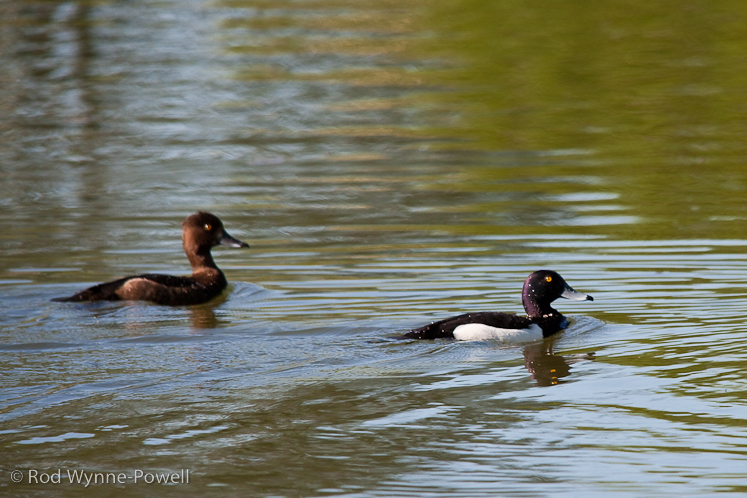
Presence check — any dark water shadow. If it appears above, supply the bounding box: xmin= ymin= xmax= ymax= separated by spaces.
xmin=523 ymin=340 xmax=595 ymax=386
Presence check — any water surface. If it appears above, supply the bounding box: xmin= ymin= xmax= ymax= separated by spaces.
xmin=3 ymin=0 xmax=747 ymax=496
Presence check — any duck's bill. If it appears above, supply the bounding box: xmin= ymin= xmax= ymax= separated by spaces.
xmin=561 ymin=284 xmax=593 ymax=302
xmin=220 ymin=231 xmax=250 ymax=248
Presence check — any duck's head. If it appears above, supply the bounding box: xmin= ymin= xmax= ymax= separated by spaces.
xmin=182 ymin=212 xmax=250 ymax=250
xmin=522 ymin=270 xmax=592 ymax=317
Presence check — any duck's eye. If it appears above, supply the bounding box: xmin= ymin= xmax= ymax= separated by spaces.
xmin=545 ymin=276 xmax=553 ymax=282
xmin=204 ymin=224 xmax=212 ymax=231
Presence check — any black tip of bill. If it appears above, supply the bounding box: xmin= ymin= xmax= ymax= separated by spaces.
xmin=220 ymin=232 xmax=250 ymax=248
xmin=561 ymin=285 xmax=593 ymax=302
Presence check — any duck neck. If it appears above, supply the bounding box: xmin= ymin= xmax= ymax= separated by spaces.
xmin=522 ymin=293 xmax=557 ymax=319
xmin=185 ymin=245 xmax=219 ymax=274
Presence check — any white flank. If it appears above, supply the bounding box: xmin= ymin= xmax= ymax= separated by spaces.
xmin=453 ymin=323 xmax=543 ymax=342
xmin=121 ymin=278 xmax=150 ymax=292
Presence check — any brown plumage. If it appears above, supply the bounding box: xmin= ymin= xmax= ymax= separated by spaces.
xmin=52 ymin=212 xmax=249 ymax=306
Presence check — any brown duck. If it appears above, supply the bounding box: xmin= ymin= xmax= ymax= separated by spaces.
xmin=52 ymin=212 xmax=249 ymax=306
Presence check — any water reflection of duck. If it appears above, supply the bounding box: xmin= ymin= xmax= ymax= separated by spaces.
xmin=403 ymin=270 xmax=593 ymax=341
xmin=523 ymin=342 xmax=595 ymax=386
xmin=523 ymin=342 xmax=570 ymax=386
xmin=52 ymin=212 xmax=249 ymax=306
xmin=188 ymin=305 xmax=221 ymax=329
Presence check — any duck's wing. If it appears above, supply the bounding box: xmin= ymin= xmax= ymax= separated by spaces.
xmin=403 ymin=311 xmax=532 ymax=340
xmin=51 ymin=274 xmax=202 ymax=303
xmin=134 ymin=274 xmax=201 ymax=288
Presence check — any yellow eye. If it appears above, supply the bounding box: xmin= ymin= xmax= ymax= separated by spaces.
xmin=545 ymin=276 xmax=553 ymax=282
xmin=204 ymin=224 xmax=212 ymax=231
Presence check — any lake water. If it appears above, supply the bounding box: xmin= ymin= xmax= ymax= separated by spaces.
xmin=3 ymin=0 xmax=747 ymax=496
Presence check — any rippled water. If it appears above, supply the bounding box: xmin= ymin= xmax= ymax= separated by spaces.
xmin=3 ymin=0 xmax=747 ymax=496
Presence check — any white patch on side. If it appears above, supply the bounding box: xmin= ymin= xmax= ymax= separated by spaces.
xmin=119 ymin=278 xmax=161 ymax=300
xmin=121 ymin=278 xmax=150 ymax=293
xmin=453 ymin=323 xmax=543 ymax=342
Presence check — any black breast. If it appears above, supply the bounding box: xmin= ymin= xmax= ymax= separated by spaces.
xmin=531 ymin=313 xmax=569 ymax=337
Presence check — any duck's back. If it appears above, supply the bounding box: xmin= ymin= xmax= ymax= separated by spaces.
xmin=403 ymin=311 xmax=533 ymax=340
xmin=52 ymin=272 xmax=226 ymax=306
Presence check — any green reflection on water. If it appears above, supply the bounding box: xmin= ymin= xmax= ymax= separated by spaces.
xmin=461 ymin=0 xmax=737 ymax=237
xmin=411 ymin=0 xmax=747 ymax=239
xmin=214 ymin=0 xmax=747 ymax=242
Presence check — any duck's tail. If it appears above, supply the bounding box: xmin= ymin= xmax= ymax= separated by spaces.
xmin=51 ymin=279 xmax=126 ymax=302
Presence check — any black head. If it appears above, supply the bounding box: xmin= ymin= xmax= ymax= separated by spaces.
xmin=521 ymin=270 xmax=593 ymax=317
xmin=182 ymin=212 xmax=250 ymax=250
